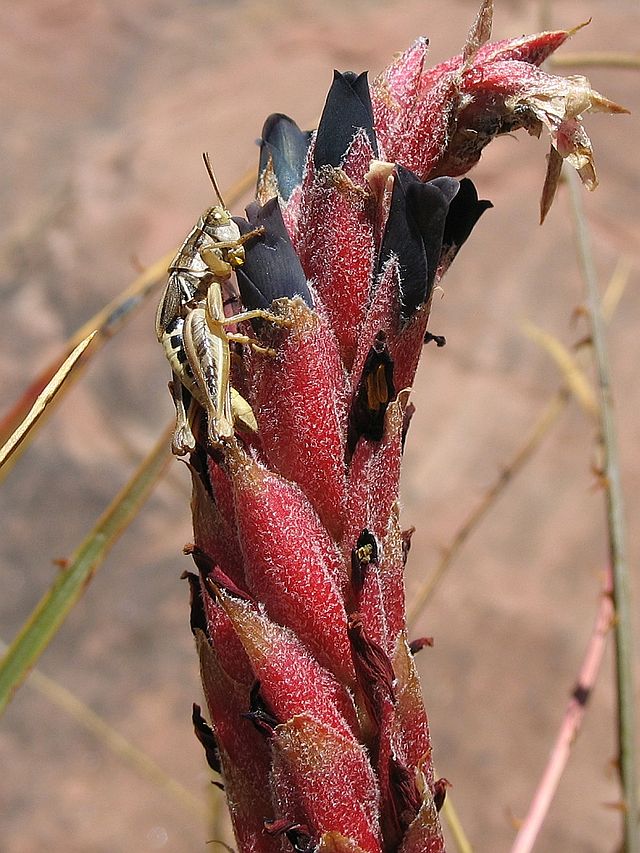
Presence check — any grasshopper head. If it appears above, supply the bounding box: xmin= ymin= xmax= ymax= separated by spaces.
xmin=204 ymin=205 xmax=233 ymax=228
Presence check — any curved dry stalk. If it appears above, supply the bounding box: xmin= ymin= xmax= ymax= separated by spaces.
xmin=0 ymin=331 xmax=96 ymax=472
xmin=509 ymin=568 xmax=614 ymax=853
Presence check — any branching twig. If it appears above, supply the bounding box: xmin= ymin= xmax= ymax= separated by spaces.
xmin=408 ymin=257 xmax=631 ymax=624
xmin=509 ymin=568 xmax=615 ymax=853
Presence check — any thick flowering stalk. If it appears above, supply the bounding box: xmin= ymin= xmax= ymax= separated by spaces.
xmin=174 ymin=7 xmax=624 ymax=851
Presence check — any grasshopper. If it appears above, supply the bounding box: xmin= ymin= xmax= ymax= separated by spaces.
xmin=157 ymin=153 xmax=290 ymax=455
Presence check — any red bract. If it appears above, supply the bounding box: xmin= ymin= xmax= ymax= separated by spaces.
xmin=371 ymin=7 xmax=626 ymax=219
xmin=162 ymin=4 xmax=625 ymax=850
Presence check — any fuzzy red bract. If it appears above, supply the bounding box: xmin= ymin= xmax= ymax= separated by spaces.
xmin=164 ymin=6 xmax=624 ymax=851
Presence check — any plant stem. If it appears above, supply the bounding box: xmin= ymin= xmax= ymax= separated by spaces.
xmin=510 ymin=569 xmax=614 ymax=853
xmin=567 ymin=167 xmax=639 ymax=852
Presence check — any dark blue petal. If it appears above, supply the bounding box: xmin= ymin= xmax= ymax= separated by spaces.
xmin=379 ymin=166 xmax=458 ymax=323
xmin=314 ymin=70 xmax=378 ymax=169
xmin=441 ymin=177 xmax=492 ymax=256
xmin=192 ymin=704 xmax=223 ymax=775
xmin=259 ymin=113 xmax=312 ymax=200
xmin=406 ymin=174 xmax=458 ymax=297
xmin=234 ymin=199 xmax=313 ymax=310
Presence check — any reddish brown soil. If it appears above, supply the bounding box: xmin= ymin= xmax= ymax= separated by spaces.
xmin=1 ymin=1 xmax=638 ymax=851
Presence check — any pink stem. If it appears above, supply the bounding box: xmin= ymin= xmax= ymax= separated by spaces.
xmin=510 ymin=567 xmax=614 ymax=853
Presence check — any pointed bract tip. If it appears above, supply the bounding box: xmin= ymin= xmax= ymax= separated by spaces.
xmin=566 ymin=18 xmax=592 ymax=37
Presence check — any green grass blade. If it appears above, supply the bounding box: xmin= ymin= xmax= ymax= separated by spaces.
xmin=0 ymin=424 xmax=173 ymax=716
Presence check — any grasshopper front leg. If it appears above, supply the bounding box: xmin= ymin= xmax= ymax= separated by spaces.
xmin=204 ymin=285 xmax=292 ymax=360
xmin=199 ymin=226 xmax=266 ymax=276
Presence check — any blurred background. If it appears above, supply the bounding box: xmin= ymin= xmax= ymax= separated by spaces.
xmin=0 ymin=0 xmax=638 ymax=850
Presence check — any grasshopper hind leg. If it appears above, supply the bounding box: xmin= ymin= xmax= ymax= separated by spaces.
xmin=168 ymin=373 xmax=197 ymax=456
xmin=183 ymin=307 xmax=236 ymax=448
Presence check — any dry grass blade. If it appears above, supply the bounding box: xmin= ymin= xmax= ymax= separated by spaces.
xmin=441 ymin=795 xmax=474 ymax=853
xmin=550 ymin=52 xmax=640 ymax=69
xmin=0 ymin=331 xmax=96 ymax=472
xmin=0 ymin=424 xmax=173 ymax=716
xmin=522 ymin=320 xmax=598 ymax=418
xmin=0 ymin=253 xmax=172 ymax=450
xmin=0 ymin=638 xmax=209 ymax=822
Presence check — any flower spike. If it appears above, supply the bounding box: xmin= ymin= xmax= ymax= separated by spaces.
xmin=156 ymin=5 xmax=624 ymax=849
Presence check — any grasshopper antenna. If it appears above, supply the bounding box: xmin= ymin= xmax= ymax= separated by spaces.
xmin=202 ymin=152 xmax=227 ymax=209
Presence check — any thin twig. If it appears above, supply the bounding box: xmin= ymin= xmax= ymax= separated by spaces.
xmin=407 ymin=390 xmax=568 ymax=627
xmin=407 ymin=257 xmax=631 ymax=625
xmin=567 ymin=167 xmax=639 ymax=852
xmin=410 ymin=259 xmax=629 ymax=849
xmin=509 ymin=568 xmax=615 ymax=853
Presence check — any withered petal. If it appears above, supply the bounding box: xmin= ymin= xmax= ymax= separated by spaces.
xmin=235 ymin=198 xmax=313 ymax=309
xmin=314 ymin=70 xmax=378 ymax=168
xmin=264 ymin=820 xmax=316 ymax=853
xmin=244 ymin=680 xmax=280 ymax=737
xmin=180 ymin=569 xmax=208 ymax=637
xmin=185 ymin=544 xmax=254 ymax=603
xmin=407 ymin=174 xmax=458 ymax=289
xmin=259 ymin=113 xmax=313 ymax=200
xmin=408 ymin=637 xmax=434 ymax=655
xmin=433 ymin=778 xmax=451 ymax=812
xmin=348 ymin=613 xmax=396 ymax=727
xmin=388 ymin=755 xmax=422 ymax=832
xmin=192 ymin=703 xmax=223 ymax=775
